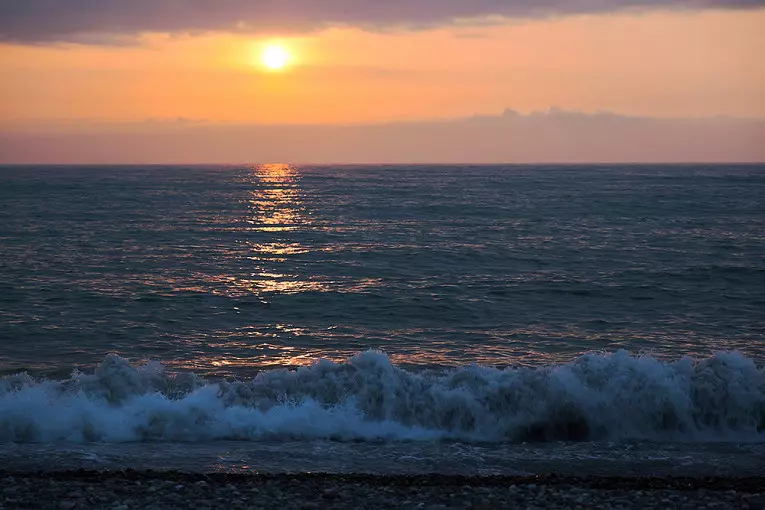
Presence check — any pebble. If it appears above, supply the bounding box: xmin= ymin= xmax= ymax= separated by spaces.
xmin=0 ymin=471 xmax=761 ymax=510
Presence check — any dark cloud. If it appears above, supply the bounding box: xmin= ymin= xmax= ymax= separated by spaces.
xmin=1 ymin=0 xmax=764 ymax=44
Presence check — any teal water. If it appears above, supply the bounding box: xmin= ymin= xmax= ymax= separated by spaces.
xmin=0 ymin=164 xmax=763 ymax=467
xmin=1 ymin=164 xmax=763 ymax=376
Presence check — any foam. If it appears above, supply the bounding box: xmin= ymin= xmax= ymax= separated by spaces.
xmin=0 ymin=351 xmax=763 ymax=443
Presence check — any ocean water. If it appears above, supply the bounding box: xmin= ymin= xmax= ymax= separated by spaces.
xmin=1 ymin=164 xmax=763 ymax=475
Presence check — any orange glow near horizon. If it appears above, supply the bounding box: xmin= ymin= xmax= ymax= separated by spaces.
xmin=0 ymin=10 xmax=763 ymax=127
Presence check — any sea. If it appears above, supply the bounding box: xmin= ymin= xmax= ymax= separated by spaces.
xmin=1 ymin=164 xmax=763 ymax=476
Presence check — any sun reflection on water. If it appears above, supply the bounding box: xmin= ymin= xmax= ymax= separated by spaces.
xmin=236 ymin=164 xmax=328 ymax=296
xmin=176 ymin=164 xmax=324 ymax=299
xmin=246 ymin=163 xmax=307 ymax=233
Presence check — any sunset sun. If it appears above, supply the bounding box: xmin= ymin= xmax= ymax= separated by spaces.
xmin=261 ymin=45 xmax=290 ymax=70
xmin=0 ymin=0 xmax=763 ymax=485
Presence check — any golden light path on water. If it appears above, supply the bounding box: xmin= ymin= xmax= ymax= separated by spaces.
xmin=167 ymin=163 xmax=700 ymax=376
xmin=2 ymin=164 xmax=761 ymax=383
xmin=219 ymin=163 xmax=319 ymax=295
xmin=178 ymin=164 xmax=349 ymax=374
xmin=171 ymin=164 xmax=498 ymax=375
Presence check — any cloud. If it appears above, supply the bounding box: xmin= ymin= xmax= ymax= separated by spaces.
xmin=1 ymin=0 xmax=764 ymax=44
xmin=1 ymin=109 xmax=763 ymax=164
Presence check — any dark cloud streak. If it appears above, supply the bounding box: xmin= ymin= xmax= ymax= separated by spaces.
xmin=1 ymin=0 xmax=764 ymax=44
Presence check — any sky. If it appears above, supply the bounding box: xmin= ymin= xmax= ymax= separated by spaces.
xmin=1 ymin=1 xmax=764 ymax=163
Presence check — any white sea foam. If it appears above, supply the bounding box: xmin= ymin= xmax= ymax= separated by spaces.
xmin=0 ymin=351 xmax=763 ymax=443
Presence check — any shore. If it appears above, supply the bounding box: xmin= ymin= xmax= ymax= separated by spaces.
xmin=1 ymin=471 xmax=763 ymax=510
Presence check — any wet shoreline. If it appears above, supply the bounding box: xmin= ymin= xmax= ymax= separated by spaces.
xmin=2 ymin=470 xmax=763 ymax=509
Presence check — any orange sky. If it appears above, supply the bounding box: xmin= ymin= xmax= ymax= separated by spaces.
xmin=1 ymin=9 xmax=764 ymax=127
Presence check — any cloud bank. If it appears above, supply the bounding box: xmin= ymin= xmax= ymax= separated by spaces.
xmin=1 ymin=109 xmax=763 ymax=164
xmin=1 ymin=0 xmax=764 ymax=43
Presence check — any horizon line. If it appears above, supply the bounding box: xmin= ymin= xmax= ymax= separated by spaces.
xmin=2 ymin=161 xmax=764 ymax=167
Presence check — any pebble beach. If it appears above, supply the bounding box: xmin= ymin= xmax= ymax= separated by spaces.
xmin=1 ymin=471 xmax=763 ymax=510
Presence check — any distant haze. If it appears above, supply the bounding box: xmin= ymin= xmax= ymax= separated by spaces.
xmin=1 ymin=110 xmax=763 ymax=164
xmin=1 ymin=2 xmax=763 ymax=163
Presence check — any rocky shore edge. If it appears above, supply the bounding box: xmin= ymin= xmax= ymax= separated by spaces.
xmin=2 ymin=470 xmax=763 ymax=509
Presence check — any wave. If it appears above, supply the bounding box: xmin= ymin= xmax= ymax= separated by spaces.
xmin=0 ymin=351 xmax=763 ymax=443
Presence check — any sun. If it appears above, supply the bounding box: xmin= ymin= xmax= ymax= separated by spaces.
xmin=261 ymin=45 xmax=290 ymax=70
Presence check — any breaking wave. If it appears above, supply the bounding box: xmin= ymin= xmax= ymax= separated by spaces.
xmin=1 ymin=351 xmax=763 ymax=443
